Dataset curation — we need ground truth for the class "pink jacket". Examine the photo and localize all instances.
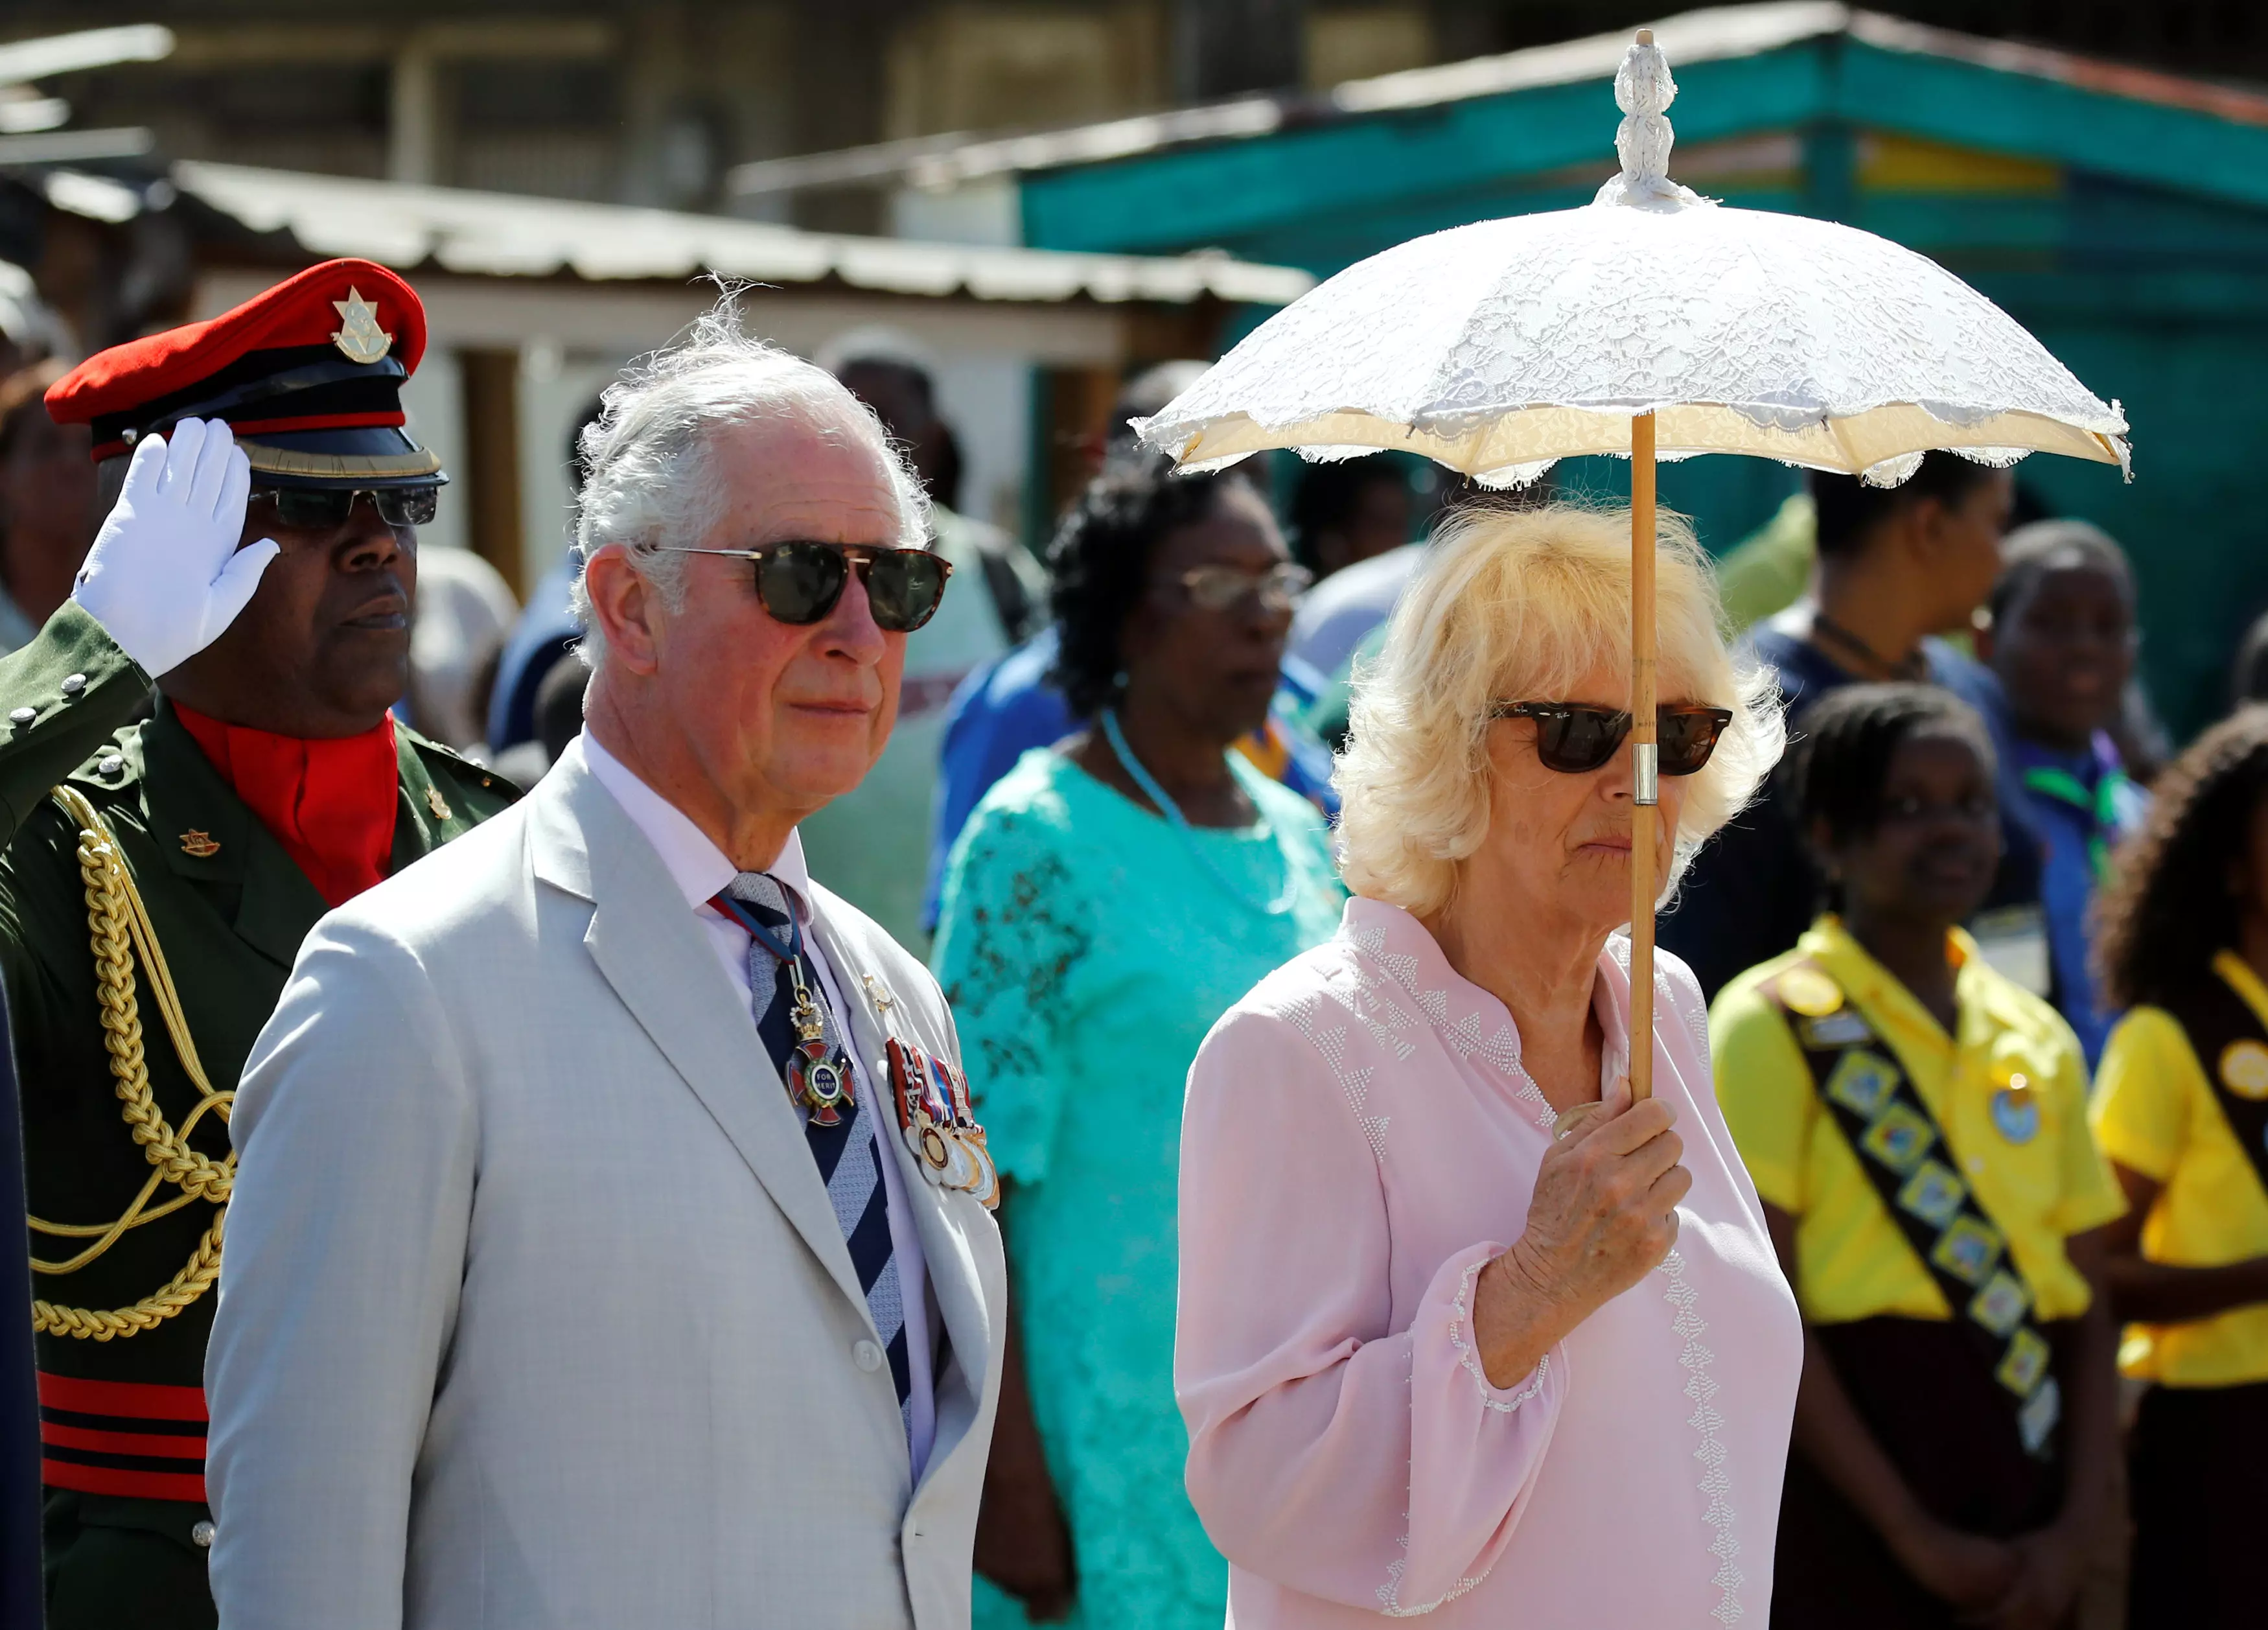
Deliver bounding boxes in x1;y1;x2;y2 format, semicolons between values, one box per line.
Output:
1177;898;1800;1627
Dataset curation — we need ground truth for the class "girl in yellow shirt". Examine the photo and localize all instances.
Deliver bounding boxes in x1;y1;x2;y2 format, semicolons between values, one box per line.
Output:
1713;684;2125;1630
2091;707;2268;1630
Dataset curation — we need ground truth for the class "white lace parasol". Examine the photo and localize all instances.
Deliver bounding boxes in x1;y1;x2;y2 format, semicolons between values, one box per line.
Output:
1137;31;2133;1102
1137;34;2129;490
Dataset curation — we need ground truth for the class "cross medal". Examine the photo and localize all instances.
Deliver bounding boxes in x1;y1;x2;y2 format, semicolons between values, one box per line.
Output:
782;959;854;1127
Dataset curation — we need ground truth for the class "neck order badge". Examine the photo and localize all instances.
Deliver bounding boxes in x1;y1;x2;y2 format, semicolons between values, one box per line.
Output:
712;890;855;1126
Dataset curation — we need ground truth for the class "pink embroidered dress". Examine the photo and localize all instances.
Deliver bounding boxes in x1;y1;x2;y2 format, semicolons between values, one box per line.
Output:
1177;898;1801;1627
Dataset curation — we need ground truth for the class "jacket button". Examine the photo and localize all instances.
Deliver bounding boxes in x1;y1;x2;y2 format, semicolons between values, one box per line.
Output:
191;1520;214;1548
853;1339;883;1373
8;707;32;726
60;673;85;697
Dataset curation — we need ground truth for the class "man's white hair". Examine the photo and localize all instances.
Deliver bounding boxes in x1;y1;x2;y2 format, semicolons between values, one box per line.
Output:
568;296;929;665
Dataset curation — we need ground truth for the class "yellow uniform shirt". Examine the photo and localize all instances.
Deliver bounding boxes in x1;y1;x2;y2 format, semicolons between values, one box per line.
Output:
2090;951;2268;1388
1712;916;2125;1325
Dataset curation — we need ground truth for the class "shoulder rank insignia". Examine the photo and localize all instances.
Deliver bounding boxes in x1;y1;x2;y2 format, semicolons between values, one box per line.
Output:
178;830;219;858
426;787;452;821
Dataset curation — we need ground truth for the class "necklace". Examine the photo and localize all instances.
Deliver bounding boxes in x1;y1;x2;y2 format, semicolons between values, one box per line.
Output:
1100;710;1299;918
1810;611;1928;682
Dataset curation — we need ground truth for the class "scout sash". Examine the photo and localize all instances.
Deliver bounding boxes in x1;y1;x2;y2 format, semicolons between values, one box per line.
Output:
1767;961;2063;1460
2160;953;2268;1204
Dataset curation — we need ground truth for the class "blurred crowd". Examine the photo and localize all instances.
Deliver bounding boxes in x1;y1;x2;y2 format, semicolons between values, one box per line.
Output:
6;264;2268;1630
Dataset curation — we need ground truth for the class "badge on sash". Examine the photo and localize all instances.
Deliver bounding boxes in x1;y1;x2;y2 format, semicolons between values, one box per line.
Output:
2221;1039;2268;1102
1777;966;1844;1018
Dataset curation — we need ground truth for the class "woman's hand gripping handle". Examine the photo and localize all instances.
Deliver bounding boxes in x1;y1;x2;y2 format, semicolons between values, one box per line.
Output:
1472;1084;1691;1388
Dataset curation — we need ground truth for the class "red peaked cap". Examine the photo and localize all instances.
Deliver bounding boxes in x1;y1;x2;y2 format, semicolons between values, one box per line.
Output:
45;259;440;485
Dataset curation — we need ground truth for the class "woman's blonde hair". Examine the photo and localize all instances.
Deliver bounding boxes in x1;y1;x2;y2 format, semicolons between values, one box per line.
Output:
1336;501;1784;917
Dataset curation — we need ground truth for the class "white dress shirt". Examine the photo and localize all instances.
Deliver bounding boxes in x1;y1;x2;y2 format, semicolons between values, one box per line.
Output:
582;732;940;1478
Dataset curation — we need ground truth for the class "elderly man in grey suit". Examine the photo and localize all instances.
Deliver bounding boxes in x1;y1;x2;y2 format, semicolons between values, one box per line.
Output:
203;302;1006;1630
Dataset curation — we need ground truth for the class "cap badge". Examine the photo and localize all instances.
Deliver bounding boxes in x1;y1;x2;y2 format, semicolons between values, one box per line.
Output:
179;830;220;859
331;288;393;365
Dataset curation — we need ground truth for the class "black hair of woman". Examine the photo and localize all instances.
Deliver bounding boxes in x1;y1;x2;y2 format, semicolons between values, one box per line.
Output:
1045;455;1238;719
1807;452;2006;559
2096;706;2268;1012
1786;682;2000;852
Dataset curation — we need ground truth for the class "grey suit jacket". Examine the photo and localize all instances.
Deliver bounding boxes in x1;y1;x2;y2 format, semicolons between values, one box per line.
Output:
205;746;1006;1630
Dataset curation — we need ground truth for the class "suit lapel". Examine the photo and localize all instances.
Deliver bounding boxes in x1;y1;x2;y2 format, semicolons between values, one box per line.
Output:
810;909;995;1449
534;752;874;1323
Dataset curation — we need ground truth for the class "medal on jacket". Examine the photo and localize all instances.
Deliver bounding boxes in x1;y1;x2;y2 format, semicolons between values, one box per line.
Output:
872;977;999;1210
889;1038;964;1178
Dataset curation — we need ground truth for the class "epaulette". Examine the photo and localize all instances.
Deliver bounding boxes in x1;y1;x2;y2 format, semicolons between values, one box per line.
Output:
399;723;524;806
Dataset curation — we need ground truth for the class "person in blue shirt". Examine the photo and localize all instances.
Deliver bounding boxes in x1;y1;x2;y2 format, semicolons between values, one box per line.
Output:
1978;520;2149;1067
1661;454;2046;1001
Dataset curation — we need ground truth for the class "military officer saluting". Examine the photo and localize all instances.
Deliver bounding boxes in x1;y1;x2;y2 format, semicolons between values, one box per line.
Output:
7;259;516;1628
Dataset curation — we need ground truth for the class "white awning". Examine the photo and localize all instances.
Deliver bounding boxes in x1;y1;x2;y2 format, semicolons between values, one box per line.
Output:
163;160;1313;307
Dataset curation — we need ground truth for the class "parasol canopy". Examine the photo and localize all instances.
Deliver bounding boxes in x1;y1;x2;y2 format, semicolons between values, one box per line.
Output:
1138;29;2130;1101
1137;39;2129;491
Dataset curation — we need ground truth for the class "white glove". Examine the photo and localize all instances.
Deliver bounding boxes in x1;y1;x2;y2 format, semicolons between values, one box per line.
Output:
73;417;280;677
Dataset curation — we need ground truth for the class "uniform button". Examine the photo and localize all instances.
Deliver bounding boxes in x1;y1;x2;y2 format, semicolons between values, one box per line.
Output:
191;1520;214;1548
8;707;33;725
1966;1156;1987;1176
59;673;85;697
97;755;124;777
853;1339;883;1373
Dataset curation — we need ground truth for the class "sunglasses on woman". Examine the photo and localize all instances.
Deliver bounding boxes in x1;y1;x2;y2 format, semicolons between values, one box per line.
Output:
1489;701;1735;776
253;487;439;530
653;540;954;633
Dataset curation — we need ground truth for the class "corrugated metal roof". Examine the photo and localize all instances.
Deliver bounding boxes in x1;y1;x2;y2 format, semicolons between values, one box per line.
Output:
726;1;2268;198
162;160;1313;307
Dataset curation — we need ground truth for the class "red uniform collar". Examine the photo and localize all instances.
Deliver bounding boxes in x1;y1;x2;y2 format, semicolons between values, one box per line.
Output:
171;702;400;909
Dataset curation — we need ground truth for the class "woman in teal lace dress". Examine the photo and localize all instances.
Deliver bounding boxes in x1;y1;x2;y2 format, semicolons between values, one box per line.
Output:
934;460;1344;1629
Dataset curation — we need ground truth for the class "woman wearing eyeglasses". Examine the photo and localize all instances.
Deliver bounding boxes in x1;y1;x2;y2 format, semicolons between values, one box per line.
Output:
1711;684;2125;1630
1173;503;1798;1627
931;457;1345;1630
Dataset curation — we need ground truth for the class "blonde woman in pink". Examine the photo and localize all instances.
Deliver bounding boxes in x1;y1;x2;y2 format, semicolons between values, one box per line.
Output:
1177;504;1801;1627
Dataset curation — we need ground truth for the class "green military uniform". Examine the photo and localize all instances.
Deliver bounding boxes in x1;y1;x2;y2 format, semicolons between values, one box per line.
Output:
2;603;516;1627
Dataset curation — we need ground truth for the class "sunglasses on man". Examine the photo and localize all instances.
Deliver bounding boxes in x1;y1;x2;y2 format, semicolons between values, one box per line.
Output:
253;487;439;530
652;539;954;633
1489;701;1735;776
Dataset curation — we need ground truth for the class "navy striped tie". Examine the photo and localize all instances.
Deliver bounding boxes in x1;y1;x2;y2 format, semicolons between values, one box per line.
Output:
724;873;910;1422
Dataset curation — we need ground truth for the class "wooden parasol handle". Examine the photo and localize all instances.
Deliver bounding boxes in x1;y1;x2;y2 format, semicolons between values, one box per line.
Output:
1630;412;1658;1100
